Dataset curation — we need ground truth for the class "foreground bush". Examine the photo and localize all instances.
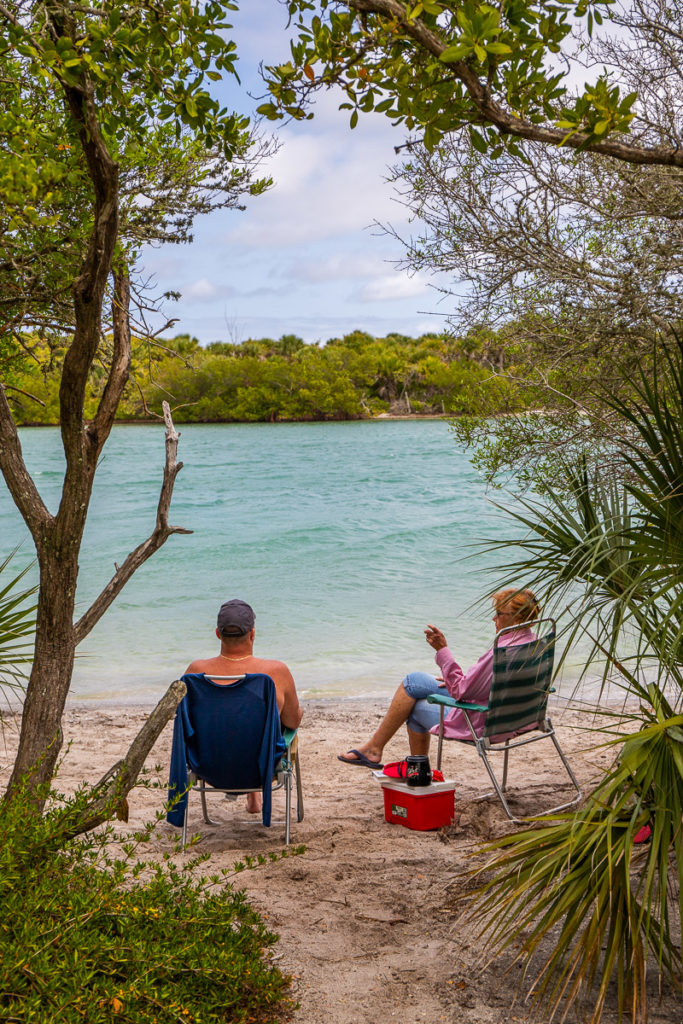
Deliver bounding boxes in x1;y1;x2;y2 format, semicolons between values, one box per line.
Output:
0;783;294;1023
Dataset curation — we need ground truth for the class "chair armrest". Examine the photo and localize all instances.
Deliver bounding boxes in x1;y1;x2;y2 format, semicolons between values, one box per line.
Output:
282;727;298;747
426;693;489;713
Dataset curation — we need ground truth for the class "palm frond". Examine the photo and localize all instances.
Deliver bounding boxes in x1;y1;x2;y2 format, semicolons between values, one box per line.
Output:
467;706;683;1023
484;470;671;697
0;550;37;706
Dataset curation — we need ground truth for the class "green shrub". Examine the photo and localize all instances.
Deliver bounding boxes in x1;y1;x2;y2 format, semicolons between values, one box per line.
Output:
0;781;296;1023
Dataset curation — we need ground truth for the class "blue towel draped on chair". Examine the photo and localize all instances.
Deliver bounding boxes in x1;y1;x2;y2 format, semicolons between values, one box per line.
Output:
167;673;286;828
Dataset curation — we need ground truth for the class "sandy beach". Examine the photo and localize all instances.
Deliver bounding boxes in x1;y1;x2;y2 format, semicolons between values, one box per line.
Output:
1;697;678;1024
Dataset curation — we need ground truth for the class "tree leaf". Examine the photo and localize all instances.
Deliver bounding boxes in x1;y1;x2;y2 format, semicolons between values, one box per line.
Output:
469;127;488;153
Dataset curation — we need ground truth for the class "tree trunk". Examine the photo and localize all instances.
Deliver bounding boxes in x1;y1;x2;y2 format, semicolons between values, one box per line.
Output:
8;548;79;793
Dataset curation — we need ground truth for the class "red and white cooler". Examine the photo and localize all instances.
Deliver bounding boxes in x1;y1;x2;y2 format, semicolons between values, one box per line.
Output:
379;777;456;831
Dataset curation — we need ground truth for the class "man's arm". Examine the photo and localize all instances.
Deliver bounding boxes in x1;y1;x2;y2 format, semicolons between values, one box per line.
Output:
274;663;304;729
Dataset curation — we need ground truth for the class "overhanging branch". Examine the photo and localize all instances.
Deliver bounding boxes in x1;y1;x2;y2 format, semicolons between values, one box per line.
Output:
349;0;683;168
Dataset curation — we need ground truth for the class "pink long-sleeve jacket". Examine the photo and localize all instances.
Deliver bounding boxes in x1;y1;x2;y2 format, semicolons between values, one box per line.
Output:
430;627;537;741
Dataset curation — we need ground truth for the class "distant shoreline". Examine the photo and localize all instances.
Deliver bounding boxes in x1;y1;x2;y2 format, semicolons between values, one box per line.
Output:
17;413;450;427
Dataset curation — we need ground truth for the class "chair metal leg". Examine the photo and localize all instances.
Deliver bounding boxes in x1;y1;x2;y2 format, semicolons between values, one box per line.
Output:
294;748;304;822
548;727;583;809
476;728;583;823
436;705;445;771
181;744;304;850
199;779;220;826
502;742;510;792
477;747;518;820
284;770;292;846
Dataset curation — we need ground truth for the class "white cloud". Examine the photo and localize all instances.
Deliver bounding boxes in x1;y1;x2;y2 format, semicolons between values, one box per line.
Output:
355;273;431;303
242;282;292;298
224;93;409;249
186;278;218;299
280;251;387;284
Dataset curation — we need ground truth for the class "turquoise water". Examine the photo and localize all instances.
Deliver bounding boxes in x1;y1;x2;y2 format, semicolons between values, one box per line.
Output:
1;420;555;702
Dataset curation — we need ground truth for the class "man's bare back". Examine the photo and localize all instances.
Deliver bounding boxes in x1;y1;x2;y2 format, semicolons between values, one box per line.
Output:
185;651;303;730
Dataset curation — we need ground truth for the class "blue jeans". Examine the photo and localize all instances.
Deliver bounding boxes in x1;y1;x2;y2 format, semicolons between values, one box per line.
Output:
402;672;443;734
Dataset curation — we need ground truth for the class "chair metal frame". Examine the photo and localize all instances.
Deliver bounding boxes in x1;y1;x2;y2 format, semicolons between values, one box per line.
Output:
180;677;304;849
426;619;582;823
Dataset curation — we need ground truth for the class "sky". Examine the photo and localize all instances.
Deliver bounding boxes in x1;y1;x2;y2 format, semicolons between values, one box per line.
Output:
139;1;451;346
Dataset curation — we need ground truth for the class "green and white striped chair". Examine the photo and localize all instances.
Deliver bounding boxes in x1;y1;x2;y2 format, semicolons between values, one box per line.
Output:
426;618;582;822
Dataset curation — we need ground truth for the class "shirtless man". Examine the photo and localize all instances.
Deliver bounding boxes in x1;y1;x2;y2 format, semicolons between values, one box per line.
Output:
185;598;303;813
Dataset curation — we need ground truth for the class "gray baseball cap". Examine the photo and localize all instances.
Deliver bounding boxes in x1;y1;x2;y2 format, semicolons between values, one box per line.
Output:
217;599;255;637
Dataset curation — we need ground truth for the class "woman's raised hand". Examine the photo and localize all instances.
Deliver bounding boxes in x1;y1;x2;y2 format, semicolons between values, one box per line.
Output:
424;624;447;651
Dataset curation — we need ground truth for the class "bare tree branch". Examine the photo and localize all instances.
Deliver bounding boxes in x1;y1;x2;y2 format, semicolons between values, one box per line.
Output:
0;384;53;538
73;402;192;645
2;385;45;407
386;137;682;351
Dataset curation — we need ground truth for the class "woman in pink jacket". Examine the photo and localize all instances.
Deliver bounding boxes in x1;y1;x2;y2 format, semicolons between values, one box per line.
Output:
338;588;541;770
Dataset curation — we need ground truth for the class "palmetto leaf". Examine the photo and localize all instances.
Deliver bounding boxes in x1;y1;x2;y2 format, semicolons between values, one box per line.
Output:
485;471;660;698
468;705;683;1022
0;550;37;705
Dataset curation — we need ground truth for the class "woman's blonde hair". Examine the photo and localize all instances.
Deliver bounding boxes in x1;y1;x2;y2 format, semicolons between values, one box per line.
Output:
491;588;541;625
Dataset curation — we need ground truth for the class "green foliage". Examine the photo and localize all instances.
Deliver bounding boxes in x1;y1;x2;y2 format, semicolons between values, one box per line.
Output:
4;0;246;163
1;334;33;391
9;328;528;423
468;333;683;1019
0;1;269;346
0;780;295;1023
485;334;683;693
264;1;644;158
445;310;674;491
557;78;638;149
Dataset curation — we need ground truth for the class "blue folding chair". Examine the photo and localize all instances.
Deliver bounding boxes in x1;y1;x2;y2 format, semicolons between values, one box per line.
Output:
167;673;304;847
427;619;582;822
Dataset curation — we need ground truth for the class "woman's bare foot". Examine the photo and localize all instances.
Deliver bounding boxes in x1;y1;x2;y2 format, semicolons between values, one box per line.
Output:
246;792;262;813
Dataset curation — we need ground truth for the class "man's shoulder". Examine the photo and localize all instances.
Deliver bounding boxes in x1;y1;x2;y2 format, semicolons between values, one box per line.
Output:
253;657;292;676
250;658;296;691
185;657;220;674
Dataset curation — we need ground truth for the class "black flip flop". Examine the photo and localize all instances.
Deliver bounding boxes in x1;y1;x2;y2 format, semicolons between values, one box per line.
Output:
337;749;384;770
